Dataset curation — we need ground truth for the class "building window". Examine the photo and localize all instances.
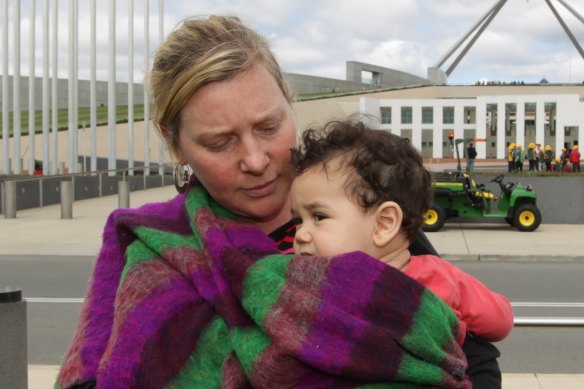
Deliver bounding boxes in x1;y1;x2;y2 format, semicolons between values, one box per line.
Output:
401;107;412;124
565;126;575;137
380;107;391;124
443;107;454;124
422;107;433;124
464;106;476;124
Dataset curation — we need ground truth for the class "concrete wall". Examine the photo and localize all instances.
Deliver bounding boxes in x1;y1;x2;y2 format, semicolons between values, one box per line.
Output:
285;73;370;95
0;76;145;110
347;61;432;88
0;120;171;174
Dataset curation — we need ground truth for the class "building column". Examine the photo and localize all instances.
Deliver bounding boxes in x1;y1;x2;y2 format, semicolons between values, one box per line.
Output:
454;104;465;141
536;101;545;146
516;101;525;148
412;104;422;151
475;103;487;159
433;104;443;158
359;97;378;127
475;99;487;153
394;105;402;137
497;102;506;159
555;107;565;153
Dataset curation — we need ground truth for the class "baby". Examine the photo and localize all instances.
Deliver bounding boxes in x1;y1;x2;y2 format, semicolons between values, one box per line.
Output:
290;118;513;344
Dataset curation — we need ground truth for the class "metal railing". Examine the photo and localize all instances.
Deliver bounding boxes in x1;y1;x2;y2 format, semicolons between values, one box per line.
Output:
1;163;173;216
512;301;584;327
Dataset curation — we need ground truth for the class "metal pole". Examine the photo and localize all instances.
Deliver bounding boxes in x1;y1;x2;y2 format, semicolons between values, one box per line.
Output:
144;0;150;176
73;0;79;173
42;0;50;175
108;0;117;175
13;0;22;174
4;180;17;218
82;122;86;173
514;317;584;327
68;0;75;174
28;0;36;176
158;0;164;176
118;180;130;208
446;0;507;76
544;0;584;62
0;287;27;389
90;0;97;172
557;0;584;25
60;180;73;219
128;0;134;175
2;0;10;175
434;0;504;68
50;0;58;175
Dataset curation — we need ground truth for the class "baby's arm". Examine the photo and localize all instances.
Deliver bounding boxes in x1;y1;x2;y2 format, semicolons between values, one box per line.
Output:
441;260;513;342
406;255;514;342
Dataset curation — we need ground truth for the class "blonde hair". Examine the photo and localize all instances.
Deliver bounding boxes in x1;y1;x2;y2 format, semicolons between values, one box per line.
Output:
148;15;293;151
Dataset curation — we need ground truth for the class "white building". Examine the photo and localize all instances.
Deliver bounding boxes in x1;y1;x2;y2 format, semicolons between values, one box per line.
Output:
358;88;584;159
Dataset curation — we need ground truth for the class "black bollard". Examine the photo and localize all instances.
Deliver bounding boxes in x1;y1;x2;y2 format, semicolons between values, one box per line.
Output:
0;287;28;389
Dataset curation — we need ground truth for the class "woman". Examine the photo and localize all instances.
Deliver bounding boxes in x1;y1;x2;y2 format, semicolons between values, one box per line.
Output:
57;15;500;389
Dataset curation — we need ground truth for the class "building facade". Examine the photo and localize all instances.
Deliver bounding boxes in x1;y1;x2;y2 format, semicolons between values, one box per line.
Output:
360;90;584;159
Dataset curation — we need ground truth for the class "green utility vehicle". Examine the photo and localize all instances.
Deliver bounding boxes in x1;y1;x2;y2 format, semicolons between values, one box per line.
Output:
422;139;542;232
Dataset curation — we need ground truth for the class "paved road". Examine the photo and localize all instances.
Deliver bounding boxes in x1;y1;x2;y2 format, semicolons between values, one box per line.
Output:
2;255;583;372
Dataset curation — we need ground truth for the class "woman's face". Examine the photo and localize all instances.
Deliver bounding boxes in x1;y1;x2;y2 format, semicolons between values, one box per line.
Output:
175;62;297;233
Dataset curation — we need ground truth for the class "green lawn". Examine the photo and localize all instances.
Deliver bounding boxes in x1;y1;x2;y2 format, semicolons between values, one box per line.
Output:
0;104;146;138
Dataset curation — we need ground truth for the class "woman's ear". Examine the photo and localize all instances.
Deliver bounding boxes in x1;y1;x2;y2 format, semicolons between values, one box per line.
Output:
373;201;403;248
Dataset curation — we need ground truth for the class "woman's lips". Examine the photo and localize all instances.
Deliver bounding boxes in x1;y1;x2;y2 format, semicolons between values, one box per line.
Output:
242;178;277;198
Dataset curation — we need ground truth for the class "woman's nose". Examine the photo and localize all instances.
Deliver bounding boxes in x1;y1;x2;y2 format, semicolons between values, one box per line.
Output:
240;138;269;175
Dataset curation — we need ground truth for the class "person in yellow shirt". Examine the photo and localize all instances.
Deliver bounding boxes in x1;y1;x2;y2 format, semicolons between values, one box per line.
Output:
507;143;516;172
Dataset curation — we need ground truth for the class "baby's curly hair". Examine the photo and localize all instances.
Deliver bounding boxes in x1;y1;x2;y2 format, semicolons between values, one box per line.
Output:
291;118;433;242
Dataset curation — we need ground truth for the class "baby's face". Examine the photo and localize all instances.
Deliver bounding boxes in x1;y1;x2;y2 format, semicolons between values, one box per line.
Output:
290;160;377;258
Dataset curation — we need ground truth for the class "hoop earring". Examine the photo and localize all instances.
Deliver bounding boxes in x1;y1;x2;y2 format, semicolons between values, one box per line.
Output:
173;163;192;193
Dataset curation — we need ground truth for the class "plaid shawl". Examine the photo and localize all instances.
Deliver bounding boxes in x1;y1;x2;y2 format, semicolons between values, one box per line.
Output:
56;183;470;389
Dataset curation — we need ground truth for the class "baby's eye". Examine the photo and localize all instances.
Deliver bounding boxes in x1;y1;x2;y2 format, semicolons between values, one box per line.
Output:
291;216;303;226
313;213;327;222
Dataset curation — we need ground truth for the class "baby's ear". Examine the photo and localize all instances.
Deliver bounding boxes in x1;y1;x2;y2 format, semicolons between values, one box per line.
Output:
373;201;403;247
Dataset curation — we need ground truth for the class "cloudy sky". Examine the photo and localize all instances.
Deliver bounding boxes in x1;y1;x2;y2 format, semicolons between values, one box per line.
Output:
3;0;584;85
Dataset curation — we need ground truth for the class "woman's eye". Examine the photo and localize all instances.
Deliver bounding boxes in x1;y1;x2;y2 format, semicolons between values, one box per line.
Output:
205;138;232;151
258;124;280;134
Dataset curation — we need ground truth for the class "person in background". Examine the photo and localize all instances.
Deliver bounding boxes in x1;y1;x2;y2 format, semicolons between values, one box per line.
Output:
514;144;525;172
527;143;536;172
553;157;563;173
569;145;581;173
535;143;544;172
466;142;478;173
544;145;555;172
560;147;569;170
55;15;501;389
507;143;516;172
291;119;514;347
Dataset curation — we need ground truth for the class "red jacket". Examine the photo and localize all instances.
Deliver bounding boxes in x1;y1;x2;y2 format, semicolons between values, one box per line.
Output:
569;149;581;163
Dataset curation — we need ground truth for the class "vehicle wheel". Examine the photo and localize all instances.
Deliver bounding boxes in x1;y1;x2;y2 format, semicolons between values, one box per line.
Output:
422;204;447;232
513;204;542;232
505;217;514;226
